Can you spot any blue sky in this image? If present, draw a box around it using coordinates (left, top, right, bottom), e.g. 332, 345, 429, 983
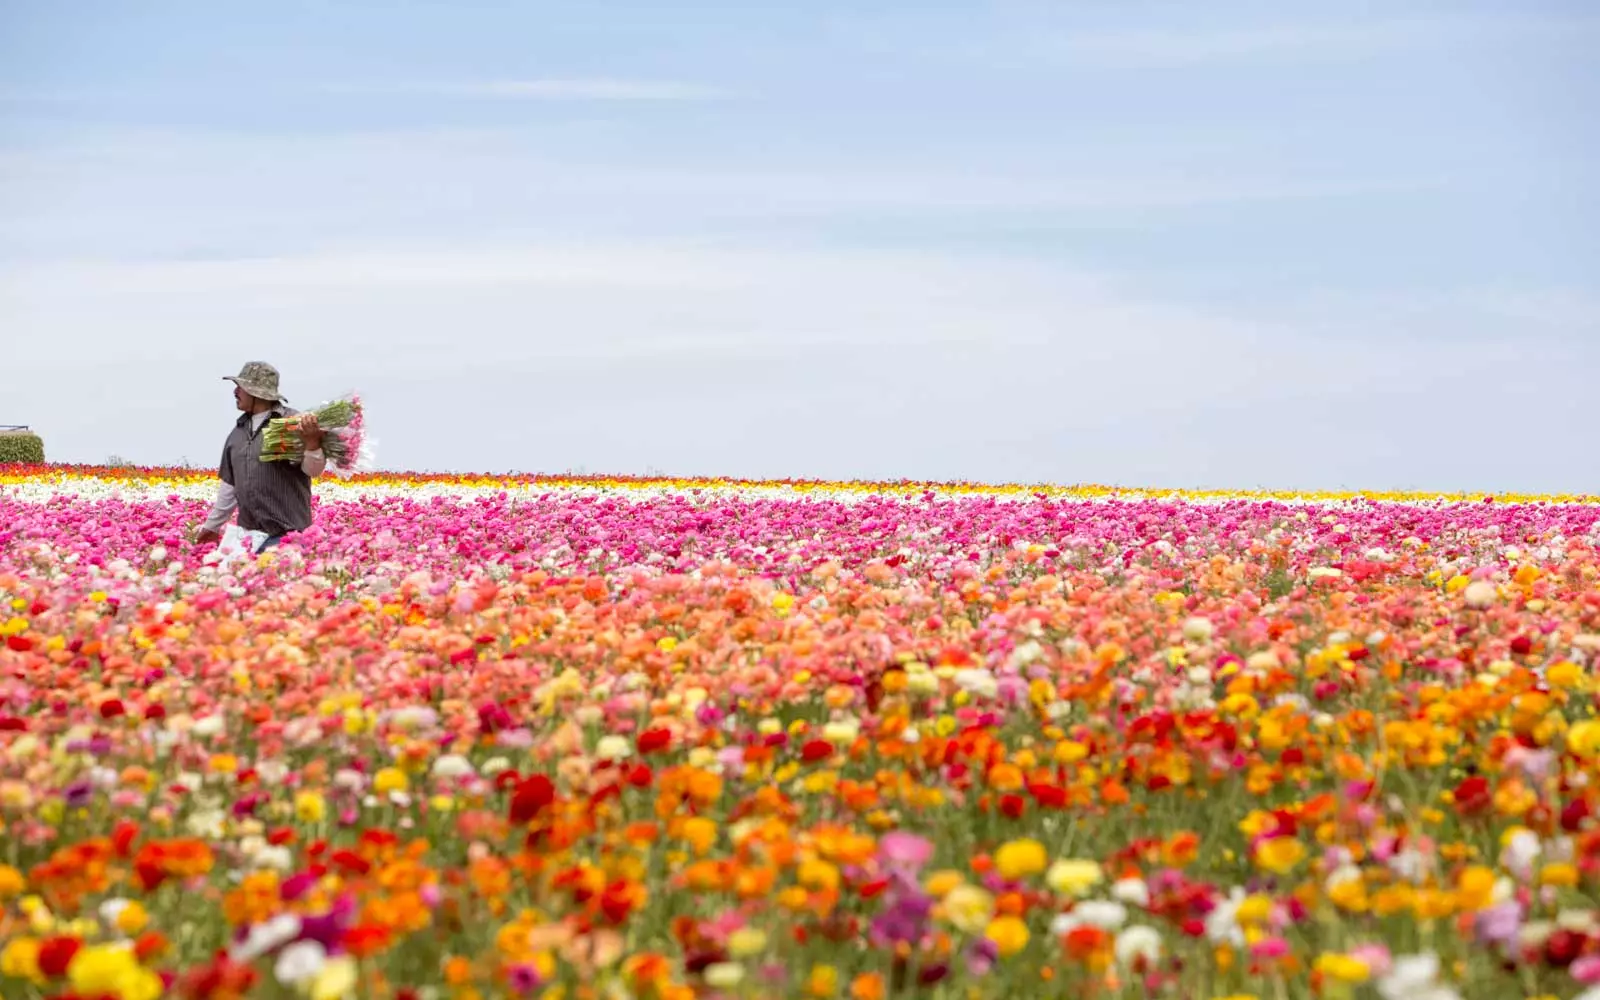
2, 0, 1596, 490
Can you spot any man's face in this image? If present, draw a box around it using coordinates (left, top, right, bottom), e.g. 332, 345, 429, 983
234, 385, 252, 411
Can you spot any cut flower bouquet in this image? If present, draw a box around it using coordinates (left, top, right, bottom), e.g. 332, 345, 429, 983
259, 392, 373, 478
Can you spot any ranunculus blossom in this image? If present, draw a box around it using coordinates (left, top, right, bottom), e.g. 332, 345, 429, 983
4, 465, 1600, 997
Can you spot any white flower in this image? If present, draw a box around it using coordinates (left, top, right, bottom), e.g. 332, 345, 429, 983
254, 845, 294, 872
274, 939, 328, 985
1182, 617, 1214, 642
431, 754, 475, 779
1246, 650, 1282, 672
231, 913, 303, 962
1204, 887, 1247, 946
191, 715, 226, 738
1009, 640, 1045, 667
1377, 952, 1461, 1000
822, 720, 860, 745
1114, 925, 1163, 966
99, 898, 131, 928
1463, 580, 1497, 609
594, 735, 633, 760
1068, 900, 1128, 930
952, 668, 998, 699
1111, 878, 1150, 907
480, 756, 512, 776
1501, 829, 1542, 879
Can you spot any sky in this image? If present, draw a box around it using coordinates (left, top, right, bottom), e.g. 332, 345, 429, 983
1, 0, 1596, 492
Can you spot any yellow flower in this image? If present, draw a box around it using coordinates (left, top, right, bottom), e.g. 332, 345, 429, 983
1054, 740, 1089, 764
984, 915, 1030, 957
294, 790, 327, 823
943, 884, 996, 934
994, 839, 1048, 881
807, 964, 839, 997
1314, 953, 1371, 983
0, 864, 25, 898
924, 870, 965, 899
68, 944, 163, 1000
728, 928, 768, 958
1540, 863, 1579, 888
114, 901, 150, 935
1327, 877, 1368, 913
681, 817, 719, 856
1547, 661, 1584, 690
1045, 859, 1104, 897
1235, 895, 1273, 926
1, 936, 43, 984
310, 955, 359, 1000
703, 963, 745, 989
1253, 837, 1306, 875
1569, 720, 1600, 758
373, 767, 409, 795
1456, 866, 1497, 910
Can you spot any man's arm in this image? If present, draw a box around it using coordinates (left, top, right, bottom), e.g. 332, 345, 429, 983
199, 483, 238, 533
302, 448, 327, 478
196, 440, 236, 543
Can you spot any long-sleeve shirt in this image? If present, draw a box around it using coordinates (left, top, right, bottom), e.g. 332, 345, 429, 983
201, 410, 326, 533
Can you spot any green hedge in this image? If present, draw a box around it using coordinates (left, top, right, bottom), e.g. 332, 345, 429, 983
0, 430, 45, 464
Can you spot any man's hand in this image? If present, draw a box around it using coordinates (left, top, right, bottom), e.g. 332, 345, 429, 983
300, 413, 325, 452
196, 526, 221, 545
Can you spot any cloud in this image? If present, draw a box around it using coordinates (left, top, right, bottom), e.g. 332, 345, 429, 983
4, 234, 1594, 491
322, 78, 736, 101
0, 77, 736, 107
1045, 15, 1600, 69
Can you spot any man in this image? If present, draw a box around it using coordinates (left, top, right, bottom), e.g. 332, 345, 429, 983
195, 362, 326, 552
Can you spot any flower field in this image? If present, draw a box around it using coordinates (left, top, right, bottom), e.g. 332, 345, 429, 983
7, 464, 1600, 1000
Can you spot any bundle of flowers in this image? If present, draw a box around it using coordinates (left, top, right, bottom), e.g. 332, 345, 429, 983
258, 392, 372, 478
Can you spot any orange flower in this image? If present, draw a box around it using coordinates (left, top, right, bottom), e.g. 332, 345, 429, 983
849, 972, 886, 1000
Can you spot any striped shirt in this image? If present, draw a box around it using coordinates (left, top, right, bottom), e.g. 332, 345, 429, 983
202, 407, 327, 535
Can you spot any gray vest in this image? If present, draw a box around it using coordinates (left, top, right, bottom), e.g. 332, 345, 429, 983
219, 406, 313, 536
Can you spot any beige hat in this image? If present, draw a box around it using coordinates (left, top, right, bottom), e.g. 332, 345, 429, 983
224, 361, 286, 402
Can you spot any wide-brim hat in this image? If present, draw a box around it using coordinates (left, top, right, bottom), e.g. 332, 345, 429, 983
224, 361, 286, 402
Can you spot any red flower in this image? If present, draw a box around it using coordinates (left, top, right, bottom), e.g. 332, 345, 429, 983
38, 936, 83, 977
111, 819, 140, 858
1027, 782, 1067, 809
1511, 636, 1534, 656
509, 774, 556, 824
800, 739, 834, 762
98, 699, 126, 719
1545, 929, 1585, 967
1454, 775, 1493, 817
637, 728, 673, 755
6, 634, 32, 652
999, 794, 1027, 819
341, 924, 392, 957
330, 850, 371, 876
1562, 798, 1592, 833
